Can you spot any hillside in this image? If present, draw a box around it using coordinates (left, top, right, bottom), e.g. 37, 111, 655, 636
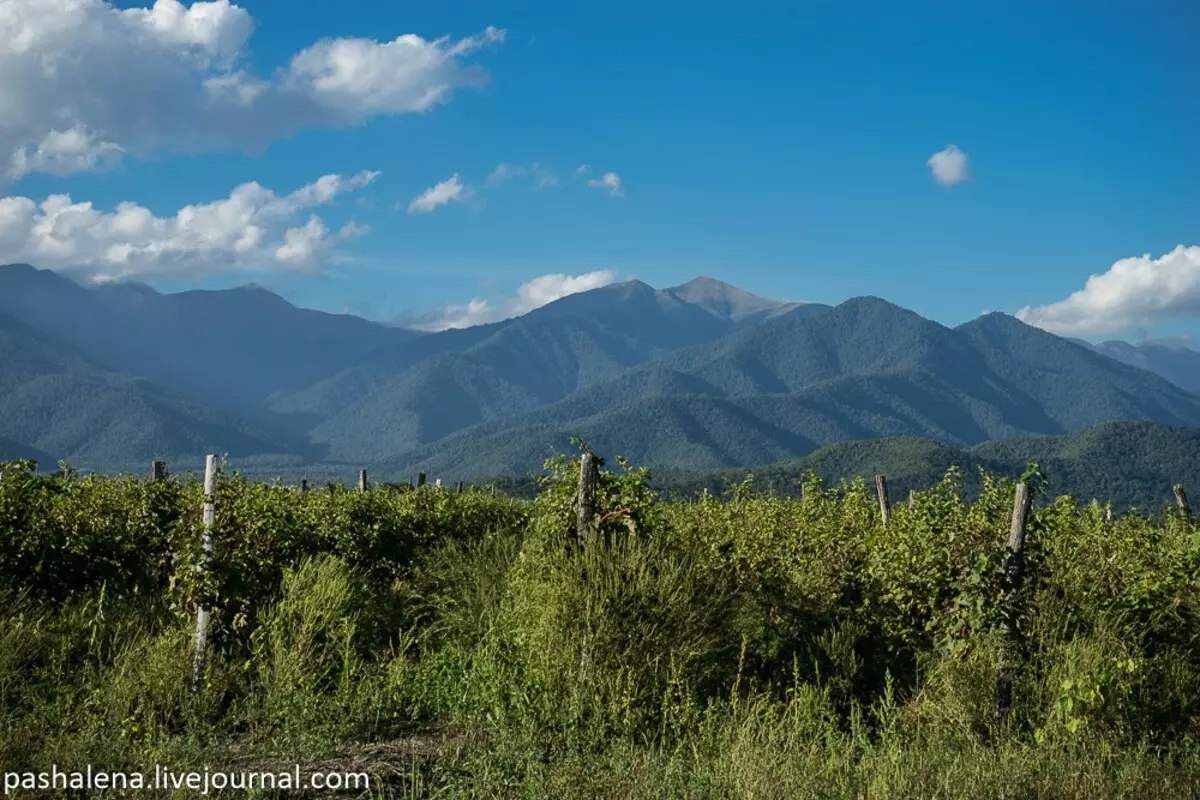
3, 263, 1200, 480
1083, 340, 1200, 395
0, 263, 419, 413
481, 422, 1199, 514
277, 280, 812, 456
0, 309, 306, 469
375, 300, 1200, 479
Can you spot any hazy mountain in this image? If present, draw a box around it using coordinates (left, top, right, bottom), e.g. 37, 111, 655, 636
0, 309, 305, 469
0, 263, 419, 413
1080, 340, 1200, 395
4, 264, 1198, 483
282, 280, 806, 457
373, 299, 1200, 479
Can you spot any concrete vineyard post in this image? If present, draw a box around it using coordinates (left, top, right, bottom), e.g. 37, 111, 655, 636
358, 469, 368, 492
193, 454, 217, 693
995, 480, 1032, 721
577, 452, 599, 547
875, 475, 890, 526
1174, 484, 1191, 517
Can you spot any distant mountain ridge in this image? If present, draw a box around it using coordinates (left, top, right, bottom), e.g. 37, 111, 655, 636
372, 297, 1200, 479
651, 420, 1200, 513
1079, 340, 1200, 395
1, 262, 1197, 480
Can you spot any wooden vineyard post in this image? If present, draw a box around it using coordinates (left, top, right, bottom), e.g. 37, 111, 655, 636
457, 481, 464, 494
875, 475, 891, 526
357, 469, 368, 493
151, 460, 168, 482
577, 452, 599, 547
417, 472, 427, 488
1174, 484, 1192, 518
300, 479, 308, 494
193, 454, 218, 693
908, 489, 917, 511
995, 480, 1032, 721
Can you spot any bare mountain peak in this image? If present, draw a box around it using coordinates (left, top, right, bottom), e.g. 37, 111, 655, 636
666, 276, 795, 323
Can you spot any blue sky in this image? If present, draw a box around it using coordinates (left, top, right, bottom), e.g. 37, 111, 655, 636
1, 0, 1197, 340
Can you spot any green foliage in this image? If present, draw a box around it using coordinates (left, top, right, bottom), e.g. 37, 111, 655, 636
2, 454, 1200, 796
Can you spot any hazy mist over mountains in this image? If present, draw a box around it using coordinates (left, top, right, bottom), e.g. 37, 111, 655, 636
2, 261, 1199, 485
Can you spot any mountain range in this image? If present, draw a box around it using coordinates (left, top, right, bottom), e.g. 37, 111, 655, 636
2, 262, 1199, 495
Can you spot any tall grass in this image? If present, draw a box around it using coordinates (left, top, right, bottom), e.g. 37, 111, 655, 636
0, 456, 1198, 797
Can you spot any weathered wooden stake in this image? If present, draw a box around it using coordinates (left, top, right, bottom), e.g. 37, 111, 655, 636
995, 481, 1032, 721
577, 452, 599, 547
358, 469, 368, 492
417, 471, 427, 487
300, 479, 308, 494
457, 481, 464, 494
908, 489, 917, 511
1174, 484, 1192, 517
875, 475, 890, 526
193, 454, 217, 693
151, 460, 167, 482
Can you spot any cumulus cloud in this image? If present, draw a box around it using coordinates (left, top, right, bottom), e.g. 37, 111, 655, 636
0, 170, 378, 281
926, 145, 970, 186
0, 0, 504, 180
405, 270, 619, 330
586, 171, 623, 197
1016, 245, 1200, 336
407, 174, 468, 213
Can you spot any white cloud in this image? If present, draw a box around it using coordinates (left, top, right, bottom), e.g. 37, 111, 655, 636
586, 171, 623, 197
1016, 245, 1200, 336
407, 174, 467, 213
926, 145, 970, 186
485, 162, 527, 186
337, 220, 370, 239
531, 163, 560, 190
484, 161, 559, 190
6, 126, 125, 180
0, 170, 377, 281
406, 269, 619, 330
0, 0, 504, 180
